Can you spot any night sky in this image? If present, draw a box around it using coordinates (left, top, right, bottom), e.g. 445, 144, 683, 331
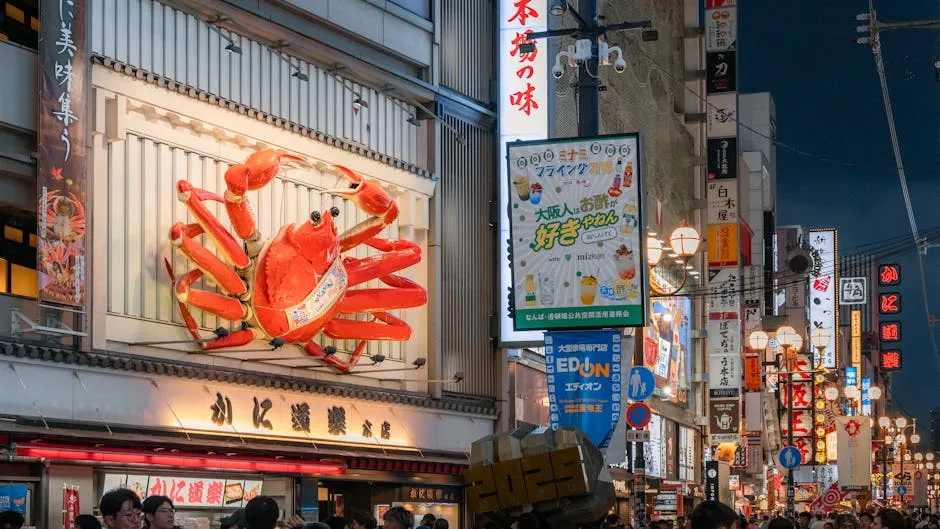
739, 1, 940, 433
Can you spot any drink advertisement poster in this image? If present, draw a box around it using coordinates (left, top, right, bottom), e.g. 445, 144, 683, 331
544, 329, 622, 448
506, 135, 646, 330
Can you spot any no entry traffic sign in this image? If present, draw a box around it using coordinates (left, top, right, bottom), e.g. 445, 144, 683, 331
626, 402, 652, 429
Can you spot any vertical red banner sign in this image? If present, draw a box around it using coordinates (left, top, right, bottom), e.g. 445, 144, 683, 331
38, 0, 88, 307
63, 485, 80, 529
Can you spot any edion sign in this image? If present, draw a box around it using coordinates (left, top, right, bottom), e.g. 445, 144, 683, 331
881, 350, 902, 370
556, 358, 611, 377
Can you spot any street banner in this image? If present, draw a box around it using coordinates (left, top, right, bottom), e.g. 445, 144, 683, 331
544, 329, 623, 447
808, 229, 838, 368
38, 0, 88, 307
705, 461, 719, 501
506, 135, 646, 330
63, 485, 80, 529
835, 417, 871, 491
708, 399, 740, 443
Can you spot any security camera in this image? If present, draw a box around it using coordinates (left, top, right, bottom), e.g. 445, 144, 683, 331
552, 63, 565, 79
614, 57, 627, 73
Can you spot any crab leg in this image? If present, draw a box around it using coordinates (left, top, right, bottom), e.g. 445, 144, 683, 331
304, 340, 367, 374
163, 259, 256, 350
322, 165, 400, 252
170, 222, 248, 296
324, 312, 413, 341
176, 181, 250, 269
172, 268, 247, 321
343, 238, 423, 288
224, 150, 309, 242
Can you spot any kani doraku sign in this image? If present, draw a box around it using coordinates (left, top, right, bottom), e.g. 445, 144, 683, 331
0, 359, 491, 454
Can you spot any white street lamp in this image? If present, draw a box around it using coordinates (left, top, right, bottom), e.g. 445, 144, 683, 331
749, 330, 769, 351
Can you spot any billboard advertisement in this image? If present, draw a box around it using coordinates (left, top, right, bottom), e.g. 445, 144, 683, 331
498, 0, 549, 344
506, 135, 646, 330
643, 297, 692, 406
808, 229, 838, 368
544, 329, 622, 448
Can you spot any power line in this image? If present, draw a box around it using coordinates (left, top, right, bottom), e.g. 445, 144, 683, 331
863, 0, 940, 375
626, 44, 930, 175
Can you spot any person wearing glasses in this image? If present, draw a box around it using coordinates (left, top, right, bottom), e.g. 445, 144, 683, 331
100, 489, 142, 529
142, 495, 176, 529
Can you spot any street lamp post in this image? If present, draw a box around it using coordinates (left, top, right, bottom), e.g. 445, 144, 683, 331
776, 325, 803, 517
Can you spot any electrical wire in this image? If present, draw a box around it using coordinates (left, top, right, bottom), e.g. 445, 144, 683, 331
650, 226, 940, 300
865, 0, 940, 375
628, 44, 932, 175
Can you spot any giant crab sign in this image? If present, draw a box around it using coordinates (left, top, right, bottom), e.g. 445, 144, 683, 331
164, 149, 427, 373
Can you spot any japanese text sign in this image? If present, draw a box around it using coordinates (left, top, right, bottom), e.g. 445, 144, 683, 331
38, 0, 88, 307
808, 229, 838, 368
706, 92, 737, 138
879, 292, 901, 315
709, 353, 741, 399
707, 181, 738, 224
707, 268, 739, 316
879, 264, 901, 286
880, 350, 902, 370
707, 224, 739, 267
880, 321, 901, 342
851, 310, 862, 370
706, 5, 737, 51
544, 329, 622, 447
706, 138, 737, 180
103, 474, 262, 507
64, 486, 79, 529
839, 277, 868, 305
498, 0, 549, 345
507, 135, 646, 329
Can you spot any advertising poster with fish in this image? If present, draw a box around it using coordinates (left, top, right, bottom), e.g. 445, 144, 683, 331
506, 135, 646, 330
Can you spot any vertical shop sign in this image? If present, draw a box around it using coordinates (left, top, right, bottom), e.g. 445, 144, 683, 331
707, 181, 738, 224
706, 3, 737, 51
63, 485, 80, 529
507, 135, 646, 329
38, 0, 88, 307
705, 461, 720, 501
498, 0, 549, 344
706, 138, 738, 180
544, 329, 622, 447
835, 417, 871, 491
808, 229, 838, 368
706, 51, 737, 94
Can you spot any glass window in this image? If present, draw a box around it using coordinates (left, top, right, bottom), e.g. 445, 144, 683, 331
10, 263, 36, 297
1, 0, 40, 49
4, 225, 23, 243
389, 0, 430, 19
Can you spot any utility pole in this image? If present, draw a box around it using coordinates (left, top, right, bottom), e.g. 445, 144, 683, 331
856, 5, 940, 79
525, 1, 657, 137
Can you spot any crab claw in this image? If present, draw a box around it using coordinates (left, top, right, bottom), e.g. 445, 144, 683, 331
330, 165, 399, 224
225, 149, 310, 197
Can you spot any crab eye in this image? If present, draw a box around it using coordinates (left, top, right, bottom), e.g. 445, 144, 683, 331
310, 211, 322, 225
330, 206, 340, 218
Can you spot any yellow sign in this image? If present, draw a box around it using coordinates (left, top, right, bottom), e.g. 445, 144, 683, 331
851, 310, 862, 380
708, 224, 739, 266
464, 447, 589, 513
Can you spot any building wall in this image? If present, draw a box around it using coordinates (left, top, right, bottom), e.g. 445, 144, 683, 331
439, 0, 495, 105
553, 0, 697, 233
89, 0, 423, 168
438, 110, 498, 397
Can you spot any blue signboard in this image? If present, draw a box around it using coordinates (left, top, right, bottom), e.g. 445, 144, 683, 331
845, 366, 858, 387
779, 445, 802, 469
0, 485, 28, 514
897, 485, 908, 496
627, 366, 656, 401
861, 377, 872, 415
544, 329, 622, 448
